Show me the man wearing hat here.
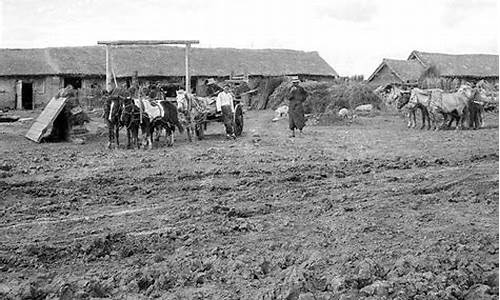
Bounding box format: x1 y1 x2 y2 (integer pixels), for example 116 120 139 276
287 79 307 137
216 84 236 139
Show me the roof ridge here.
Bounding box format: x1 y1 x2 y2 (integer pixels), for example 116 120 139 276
0 46 337 77
413 50 498 57
0 45 318 53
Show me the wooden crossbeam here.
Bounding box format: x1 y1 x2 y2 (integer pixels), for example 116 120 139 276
98 39 199 93
97 40 199 45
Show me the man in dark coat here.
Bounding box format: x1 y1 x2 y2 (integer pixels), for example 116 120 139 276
287 79 307 137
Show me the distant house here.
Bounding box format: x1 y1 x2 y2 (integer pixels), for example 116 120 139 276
0 46 338 110
366 58 424 87
367 50 499 88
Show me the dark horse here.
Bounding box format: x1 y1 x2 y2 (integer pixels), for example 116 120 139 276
103 90 123 149
104 87 136 149
120 97 142 149
135 98 184 149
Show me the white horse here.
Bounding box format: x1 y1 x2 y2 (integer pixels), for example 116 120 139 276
175 90 210 141
408 85 475 130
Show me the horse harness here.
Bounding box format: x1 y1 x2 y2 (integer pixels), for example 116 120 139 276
121 100 141 130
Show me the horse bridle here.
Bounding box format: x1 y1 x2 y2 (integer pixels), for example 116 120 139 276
108 97 122 121
396 91 411 109
120 100 141 129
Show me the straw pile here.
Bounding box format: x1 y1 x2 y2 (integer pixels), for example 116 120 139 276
250 77 286 110
268 81 382 115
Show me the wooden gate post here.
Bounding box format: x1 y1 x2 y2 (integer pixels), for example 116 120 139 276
185 43 192 110
105 45 112 92
16 80 22 110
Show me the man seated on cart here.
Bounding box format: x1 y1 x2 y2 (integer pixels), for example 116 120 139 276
216 84 236 139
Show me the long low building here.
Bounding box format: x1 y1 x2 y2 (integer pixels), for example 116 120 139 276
0 45 338 110
367 50 499 87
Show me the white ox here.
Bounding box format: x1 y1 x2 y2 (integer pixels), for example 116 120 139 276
355 104 373 112
272 105 289 122
338 108 357 120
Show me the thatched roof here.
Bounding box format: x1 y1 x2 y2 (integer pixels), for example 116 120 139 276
367 59 424 83
0 49 55 75
0 46 338 77
408 50 499 78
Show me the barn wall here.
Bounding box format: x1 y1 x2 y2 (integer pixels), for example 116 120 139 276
79 77 106 108
0 75 62 110
0 78 16 109
194 77 212 97
418 75 499 90
368 65 402 86
300 75 336 82
137 76 185 87
42 76 63 108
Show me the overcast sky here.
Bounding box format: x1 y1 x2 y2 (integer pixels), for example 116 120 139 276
0 0 498 77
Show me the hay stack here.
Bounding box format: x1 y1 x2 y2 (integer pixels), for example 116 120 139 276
250 77 285 110
267 78 294 109
269 81 382 115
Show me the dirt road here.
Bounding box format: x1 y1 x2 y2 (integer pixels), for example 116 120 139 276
0 110 498 299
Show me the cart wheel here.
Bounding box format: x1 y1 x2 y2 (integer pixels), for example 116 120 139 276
195 123 205 140
234 104 244 136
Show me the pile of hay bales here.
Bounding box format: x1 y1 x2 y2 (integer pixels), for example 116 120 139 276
268 80 383 115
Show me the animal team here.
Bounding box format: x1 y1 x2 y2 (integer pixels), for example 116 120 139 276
104 80 489 150
104 82 263 149
383 83 487 130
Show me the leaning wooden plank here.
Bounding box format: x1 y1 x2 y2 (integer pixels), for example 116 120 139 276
25 97 68 143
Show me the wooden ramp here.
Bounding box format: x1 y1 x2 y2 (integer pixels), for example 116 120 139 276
25 97 68 143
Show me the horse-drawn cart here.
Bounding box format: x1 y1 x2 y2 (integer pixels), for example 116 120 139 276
174 89 244 140
98 40 246 144
197 98 244 139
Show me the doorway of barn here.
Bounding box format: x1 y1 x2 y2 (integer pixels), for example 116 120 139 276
63 77 82 89
16 80 34 110
190 77 197 94
22 82 33 109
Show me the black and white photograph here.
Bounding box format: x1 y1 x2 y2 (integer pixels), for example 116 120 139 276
0 0 498 299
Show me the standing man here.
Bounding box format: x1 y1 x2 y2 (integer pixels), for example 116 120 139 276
287 79 307 137
216 84 236 139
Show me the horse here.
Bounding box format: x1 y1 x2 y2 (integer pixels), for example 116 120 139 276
175 90 210 141
406 88 441 130
389 85 430 129
103 88 128 149
408 85 475 130
468 101 485 129
120 97 141 149
134 98 184 149
432 85 475 130
436 100 484 130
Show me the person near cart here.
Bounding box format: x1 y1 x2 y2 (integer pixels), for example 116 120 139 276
216 85 236 139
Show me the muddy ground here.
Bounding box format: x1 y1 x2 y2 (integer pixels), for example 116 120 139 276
0 110 498 300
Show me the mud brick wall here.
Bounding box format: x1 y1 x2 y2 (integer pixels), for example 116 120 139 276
0 77 16 109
